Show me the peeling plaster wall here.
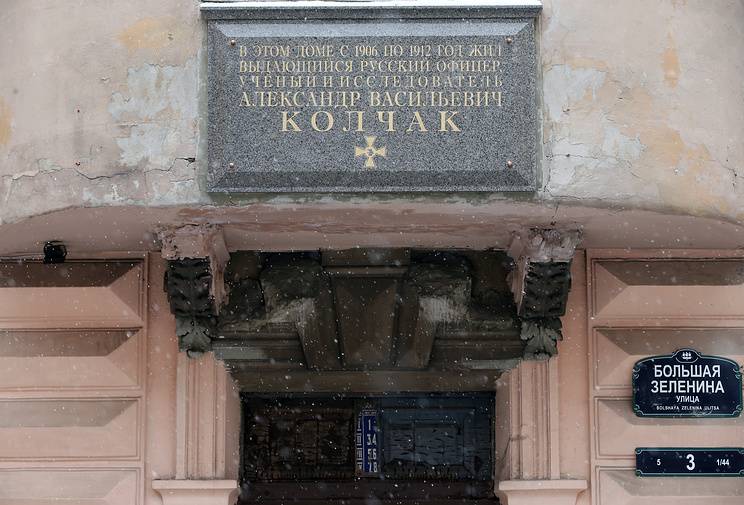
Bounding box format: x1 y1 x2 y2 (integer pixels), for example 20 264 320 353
540 0 744 219
0 0 205 224
1 0 743 226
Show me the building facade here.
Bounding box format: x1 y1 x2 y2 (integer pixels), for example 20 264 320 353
0 1 743 504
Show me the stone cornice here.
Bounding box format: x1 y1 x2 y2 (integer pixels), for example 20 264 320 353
201 0 542 20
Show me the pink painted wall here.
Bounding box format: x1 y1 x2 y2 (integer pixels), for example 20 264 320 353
1 252 744 504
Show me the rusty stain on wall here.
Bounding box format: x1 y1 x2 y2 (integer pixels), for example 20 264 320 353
0 98 11 147
662 34 680 88
118 17 180 53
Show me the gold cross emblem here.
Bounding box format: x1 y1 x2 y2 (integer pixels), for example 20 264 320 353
354 136 387 169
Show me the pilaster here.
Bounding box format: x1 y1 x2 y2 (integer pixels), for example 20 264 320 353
497 335 587 504
152 348 240 504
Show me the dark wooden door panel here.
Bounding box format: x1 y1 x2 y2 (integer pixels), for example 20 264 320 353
243 399 356 481
241 394 494 502
380 398 491 480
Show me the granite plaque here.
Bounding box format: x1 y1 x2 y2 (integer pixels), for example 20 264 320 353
204 4 540 192
632 348 743 418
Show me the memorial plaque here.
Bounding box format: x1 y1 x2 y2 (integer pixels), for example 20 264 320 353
632 348 743 418
204 4 540 192
636 448 744 477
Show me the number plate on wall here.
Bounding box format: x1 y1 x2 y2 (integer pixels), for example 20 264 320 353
356 408 380 476
635 448 744 477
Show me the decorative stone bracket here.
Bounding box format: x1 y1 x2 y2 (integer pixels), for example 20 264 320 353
160 225 229 357
507 228 582 360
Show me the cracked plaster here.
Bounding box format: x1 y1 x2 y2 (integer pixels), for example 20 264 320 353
0 0 743 229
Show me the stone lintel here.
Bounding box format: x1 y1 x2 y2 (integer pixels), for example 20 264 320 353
180 249 524 368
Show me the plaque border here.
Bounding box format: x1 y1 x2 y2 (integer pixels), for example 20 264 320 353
201 1 543 21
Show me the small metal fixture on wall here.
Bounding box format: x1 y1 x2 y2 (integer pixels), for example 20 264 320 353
43 241 66 264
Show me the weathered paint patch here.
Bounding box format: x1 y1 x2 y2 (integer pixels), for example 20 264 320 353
115 124 182 167
0 98 11 146
145 158 203 205
117 17 179 53
662 34 680 88
563 57 610 72
546 124 649 200
638 124 735 214
601 125 644 162
109 58 198 122
109 58 198 170
638 125 687 170
543 65 606 121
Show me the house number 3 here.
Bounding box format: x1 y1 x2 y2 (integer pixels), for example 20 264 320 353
686 454 695 471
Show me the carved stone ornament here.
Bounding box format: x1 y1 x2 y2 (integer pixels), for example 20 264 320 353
160 225 229 357
161 234 579 367
166 258 217 357
520 318 563 360
218 251 522 371
164 249 530 377
507 228 582 360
